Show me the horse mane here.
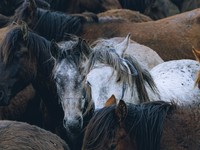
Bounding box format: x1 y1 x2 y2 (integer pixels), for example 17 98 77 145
0 25 53 75
14 2 85 41
83 100 174 150
125 101 174 150
84 43 159 102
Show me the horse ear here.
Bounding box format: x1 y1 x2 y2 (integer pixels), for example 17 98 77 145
192 47 200 62
21 21 29 41
105 95 117 107
50 40 60 59
27 0 37 9
114 33 131 57
115 100 127 123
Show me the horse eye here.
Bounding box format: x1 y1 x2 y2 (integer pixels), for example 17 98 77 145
15 52 23 58
110 143 116 150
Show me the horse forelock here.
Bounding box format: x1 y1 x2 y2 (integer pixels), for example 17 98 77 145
82 105 118 150
125 101 174 150
84 46 131 84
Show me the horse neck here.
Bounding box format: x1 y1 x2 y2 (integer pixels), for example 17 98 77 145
30 47 63 121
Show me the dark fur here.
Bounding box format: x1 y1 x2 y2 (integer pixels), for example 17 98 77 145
0 120 69 150
0 85 43 128
13 0 95 41
44 0 121 13
0 0 49 16
118 0 169 20
0 25 69 146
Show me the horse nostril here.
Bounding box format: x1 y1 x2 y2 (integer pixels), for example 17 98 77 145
0 90 4 100
63 116 83 133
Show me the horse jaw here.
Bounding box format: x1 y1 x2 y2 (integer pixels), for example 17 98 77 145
114 33 131 57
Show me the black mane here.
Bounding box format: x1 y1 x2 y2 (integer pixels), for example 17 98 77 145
14 2 86 41
83 100 174 150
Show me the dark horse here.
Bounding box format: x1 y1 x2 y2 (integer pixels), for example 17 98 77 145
118 0 170 20
44 0 121 13
83 95 200 150
13 0 98 41
0 0 50 16
0 120 69 150
0 24 69 145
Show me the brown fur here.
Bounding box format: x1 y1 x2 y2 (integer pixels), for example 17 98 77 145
98 9 152 23
83 100 200 150
81 8 200 61
0 120 70 150
161 105 200 150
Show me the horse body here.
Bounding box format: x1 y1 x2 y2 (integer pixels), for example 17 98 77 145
148 59 200 104
81 8 200 61
0 120 69 150
83 98 200 150
98 9 152 23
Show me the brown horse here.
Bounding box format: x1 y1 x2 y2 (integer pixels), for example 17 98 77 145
82 95 200 150
80 8 200 61
0 120 70 150
98 9 152 23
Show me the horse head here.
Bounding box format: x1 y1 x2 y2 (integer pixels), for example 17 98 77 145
84 34 157 109
0 24 36 105
82 95 135 150
51 34 94 141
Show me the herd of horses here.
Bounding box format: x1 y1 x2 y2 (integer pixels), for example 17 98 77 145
1 0 200 149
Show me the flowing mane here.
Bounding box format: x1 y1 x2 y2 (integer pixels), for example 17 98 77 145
84 44 158 102
83 101 174 150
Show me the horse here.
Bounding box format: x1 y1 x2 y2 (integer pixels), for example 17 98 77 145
44 0 121 13
84 34 200 108
13 0 98 41
84 34 158 109
0 24 71 145
80 8 200 61
0 120 70 150
0 0 50 16
51 34 94 149
118 0 170 20
82 95 200 150
98 9 153 23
